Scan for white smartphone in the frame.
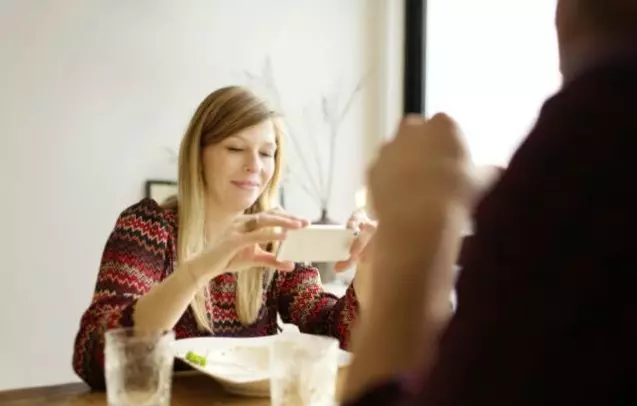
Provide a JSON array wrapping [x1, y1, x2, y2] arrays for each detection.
[[276, 224, 356, 263]]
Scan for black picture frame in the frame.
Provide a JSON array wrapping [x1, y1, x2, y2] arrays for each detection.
[[145, 180, 178, 204]]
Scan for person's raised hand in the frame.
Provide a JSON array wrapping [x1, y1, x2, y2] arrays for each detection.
[[187, 210, 309, 285], [367, 113, 473, 229]]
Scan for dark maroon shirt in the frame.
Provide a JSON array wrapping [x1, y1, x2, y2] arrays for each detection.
[[346, 48, 637, 405]]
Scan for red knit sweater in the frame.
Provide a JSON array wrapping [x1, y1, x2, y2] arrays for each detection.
[[72, 198, 359, 389]]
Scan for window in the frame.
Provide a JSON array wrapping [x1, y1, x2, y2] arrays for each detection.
[[406, 0, 561, 166]]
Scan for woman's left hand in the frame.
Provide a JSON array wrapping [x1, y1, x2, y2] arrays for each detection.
[[334, 208, 377, 272], [334, 208, 377, 308]]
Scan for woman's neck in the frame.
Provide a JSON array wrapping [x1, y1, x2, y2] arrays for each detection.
[[560, 34, 634, 85], [560, 39, 599, 84]]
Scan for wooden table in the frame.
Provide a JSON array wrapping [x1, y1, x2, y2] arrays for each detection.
[[0, 372, 272, 405]]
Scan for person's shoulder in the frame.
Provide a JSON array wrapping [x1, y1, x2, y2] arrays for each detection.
[[118, 197, 169, 220], [113, 198, 176, 242], [561, 50, 637, 105], [521, 51, 637, 159], [488, 51, 637, 210]]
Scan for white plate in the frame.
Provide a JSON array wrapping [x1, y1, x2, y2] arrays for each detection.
[[172, 334, 352, 397]]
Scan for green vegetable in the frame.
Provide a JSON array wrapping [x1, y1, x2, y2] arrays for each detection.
[[185, 350, 207, 366]]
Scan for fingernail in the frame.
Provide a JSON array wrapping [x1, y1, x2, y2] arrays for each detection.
[[431, 112, 449, 120], [403, 114, 423, 125]]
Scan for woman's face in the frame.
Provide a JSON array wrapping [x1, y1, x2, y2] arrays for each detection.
[[202, 119, 277, 213]]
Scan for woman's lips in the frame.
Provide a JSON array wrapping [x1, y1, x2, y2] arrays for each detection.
[[231, 180, 260, 190]]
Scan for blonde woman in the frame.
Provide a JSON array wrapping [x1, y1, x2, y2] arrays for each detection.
[[72, 86, 376, 389]]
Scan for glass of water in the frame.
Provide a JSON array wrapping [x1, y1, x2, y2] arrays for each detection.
[[104, 328, 175, 406], [270, 333, 340, 406]]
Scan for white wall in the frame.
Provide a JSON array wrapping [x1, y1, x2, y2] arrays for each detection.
[[368, 0, 404, 149], [0, 0, 391, 390], [426, 0, 561, 166]]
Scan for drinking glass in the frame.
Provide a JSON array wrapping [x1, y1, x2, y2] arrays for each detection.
[[104, 328, 175, 406], [270, 333, 340, 406]]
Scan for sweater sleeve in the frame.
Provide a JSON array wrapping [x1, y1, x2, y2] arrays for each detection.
[[72, 198, 171, 389], [276, 264, 359, 349]]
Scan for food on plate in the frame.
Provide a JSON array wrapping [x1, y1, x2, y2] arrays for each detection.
[[184, 346, 270, 372], [185, 350, 207, 366]]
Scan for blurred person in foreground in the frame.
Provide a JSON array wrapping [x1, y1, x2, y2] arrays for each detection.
[[344, 0, 637, 404]]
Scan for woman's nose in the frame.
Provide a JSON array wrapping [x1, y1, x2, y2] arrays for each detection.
[[243, 152, 261, 173]]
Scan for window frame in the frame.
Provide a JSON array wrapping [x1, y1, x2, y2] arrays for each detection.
[[403, 0, 427, 115]]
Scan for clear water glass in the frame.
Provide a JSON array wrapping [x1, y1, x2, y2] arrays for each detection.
[[104, 328, 175, 406], [270, 333, 340, 406]]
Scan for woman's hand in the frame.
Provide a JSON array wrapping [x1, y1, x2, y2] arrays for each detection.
[[132, 209, 309, 332], [334, 209, 377, 308], [334, 208, 377, 273], [187, 210, 309, 285]]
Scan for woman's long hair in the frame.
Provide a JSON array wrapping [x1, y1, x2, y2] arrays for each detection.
[[173, 86, 285, 330]]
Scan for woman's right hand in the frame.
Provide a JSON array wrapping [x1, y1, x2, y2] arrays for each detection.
[[185, 211, 308, 285]]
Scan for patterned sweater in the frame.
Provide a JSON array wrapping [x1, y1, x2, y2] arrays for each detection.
[[72, 198, 359, 389]]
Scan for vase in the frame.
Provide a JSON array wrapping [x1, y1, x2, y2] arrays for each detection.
[[312, 209, 338, 283], [313, 209, 337, 226]]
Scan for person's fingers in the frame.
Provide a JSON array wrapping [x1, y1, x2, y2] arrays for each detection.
[[360, 232, 376, 262], [237, 228, 288, 247], [425, 113, 470, 161], [334, 259, 355, 273], [250, 251, 296, 271], [349, 237, 365, 259], [273, 260, 296, 271], [242, 213, 305, 232], [349, 222, 375, 257], [346, 208, 368, 230], [399, 114, 425, 133], [346, 217, 357, 230], [268, 207, 310, 225], [335, 223, 376, 272]]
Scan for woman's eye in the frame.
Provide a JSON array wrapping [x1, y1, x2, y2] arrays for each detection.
[[227, 147, 243, 152], [260, 151, 274, 158]]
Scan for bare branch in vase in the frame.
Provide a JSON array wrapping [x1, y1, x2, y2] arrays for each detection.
[[336, 70, 370, 130], [244, 56, 370, 216], [287, 169, 323, 208], [251, 59, 325, 200], [303, 106, 327, 199]]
